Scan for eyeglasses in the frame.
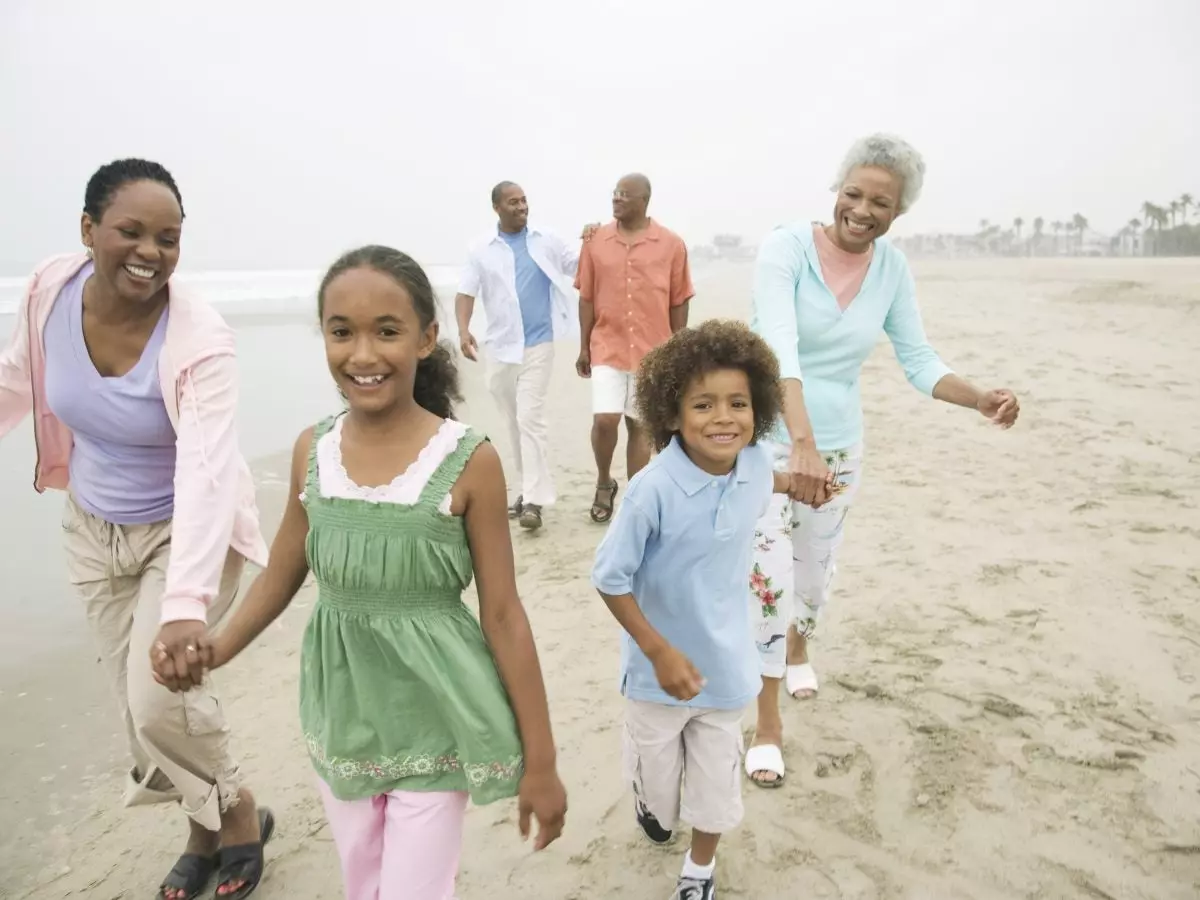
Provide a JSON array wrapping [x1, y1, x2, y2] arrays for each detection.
[[612, 190, 644, 200]]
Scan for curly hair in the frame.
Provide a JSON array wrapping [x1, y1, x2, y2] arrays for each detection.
[[84, 158, 185, 221], [635, 319, 783, 452], [317, 245, 462, 420]]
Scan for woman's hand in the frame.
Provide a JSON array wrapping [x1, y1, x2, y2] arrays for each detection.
[[977, 389, 1020, 428], [151, 629, 234, 692], [648, 644, 704, 701], [788, 440, 833, 508], [150, 620, 208, 692], [518, 769, 568, 850]]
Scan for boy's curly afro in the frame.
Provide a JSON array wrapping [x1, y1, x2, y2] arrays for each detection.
[[635, 319, 783, 452]]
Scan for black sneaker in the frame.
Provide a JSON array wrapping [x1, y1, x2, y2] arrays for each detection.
[[672, 875, 716, 899], [634, 796, 672, 845]]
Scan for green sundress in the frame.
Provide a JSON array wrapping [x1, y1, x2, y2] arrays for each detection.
[[298, 415, 523, 804]]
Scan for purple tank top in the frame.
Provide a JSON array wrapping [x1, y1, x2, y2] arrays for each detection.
[[43, 263, 177, 525]]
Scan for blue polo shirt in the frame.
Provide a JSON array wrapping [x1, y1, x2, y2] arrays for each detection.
[[591, 437, 772, 709]]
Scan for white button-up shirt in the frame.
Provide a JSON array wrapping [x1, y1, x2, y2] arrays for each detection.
[[457, 226, 580, 365]]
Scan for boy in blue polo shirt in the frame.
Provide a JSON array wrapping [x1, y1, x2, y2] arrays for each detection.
[[592, 320, 789, 900]]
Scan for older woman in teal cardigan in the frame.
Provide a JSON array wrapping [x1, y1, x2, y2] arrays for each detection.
[[743, 134, 1021, 787]]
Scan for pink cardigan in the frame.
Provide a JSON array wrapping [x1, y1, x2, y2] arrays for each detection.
[[0, 253, 269, 623]]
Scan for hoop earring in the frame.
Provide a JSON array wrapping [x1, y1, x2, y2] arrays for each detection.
[[85, 246, 94, 259]]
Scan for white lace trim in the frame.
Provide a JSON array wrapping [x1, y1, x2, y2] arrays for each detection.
[[307, 416, 467, 514]]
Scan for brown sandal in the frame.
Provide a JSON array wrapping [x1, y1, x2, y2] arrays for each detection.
[[589, 481, 619, 523]]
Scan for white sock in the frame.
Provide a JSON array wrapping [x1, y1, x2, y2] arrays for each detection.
[[681, 851, 715, 880]]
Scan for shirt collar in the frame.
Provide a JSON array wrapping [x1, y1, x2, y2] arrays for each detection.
[[489, 223, 542, 244], [604, 218, 662, 244], [661, 435, 750, 496]]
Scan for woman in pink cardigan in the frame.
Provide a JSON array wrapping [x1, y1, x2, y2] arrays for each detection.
[[0, 160, 273, 900]]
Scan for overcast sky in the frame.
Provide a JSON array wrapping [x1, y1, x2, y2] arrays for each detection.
[[2, 0, 1197, 273]]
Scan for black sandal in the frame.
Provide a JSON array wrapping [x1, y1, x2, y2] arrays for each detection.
[[157, 852, 219, 900], [589, 481, 619, 524], [214, 807, 275, 899], [508, 495, 523, 519]]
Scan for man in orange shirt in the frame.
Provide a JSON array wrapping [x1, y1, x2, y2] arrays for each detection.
[[575, 173, 694, 523]]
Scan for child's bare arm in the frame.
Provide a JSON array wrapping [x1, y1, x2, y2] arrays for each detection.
[[597, 589, 704, 701], [460, 442, 566, 849], [207, 429, 313, 666]]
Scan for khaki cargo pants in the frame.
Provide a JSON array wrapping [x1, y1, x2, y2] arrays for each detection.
[[62, 494, 244, 832]]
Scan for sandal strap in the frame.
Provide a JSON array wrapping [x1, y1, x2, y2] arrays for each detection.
[[215, 807, 275, 898], [161, 852, 218, 893]]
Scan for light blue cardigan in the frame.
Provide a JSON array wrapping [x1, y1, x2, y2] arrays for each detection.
[[749, 221, 953, 450]]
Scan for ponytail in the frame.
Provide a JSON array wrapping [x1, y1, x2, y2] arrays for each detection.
[[413, 341, 461, 420]]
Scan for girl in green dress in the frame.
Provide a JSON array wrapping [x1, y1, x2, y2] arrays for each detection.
[[163, 245, 567, 899]]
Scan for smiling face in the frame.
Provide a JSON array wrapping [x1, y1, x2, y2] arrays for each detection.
[[80, 180, 182, 303], [320, 265, 437, 417], [830, 165, 904, 252], [673, 367, 756, 475], [494, 184, 529, 233]]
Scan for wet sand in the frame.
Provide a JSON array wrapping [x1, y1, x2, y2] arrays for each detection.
[[3, 258, 1199, 899]]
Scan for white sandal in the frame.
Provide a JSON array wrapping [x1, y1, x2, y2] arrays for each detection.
[[786, 663, 819, 699], [744, 744, 786, 789]]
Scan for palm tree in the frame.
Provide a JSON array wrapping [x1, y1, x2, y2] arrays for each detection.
[[1170, 200, 1181, 228], [1071, 213, 1089, 254], [1032, 217, 1044, 255], [1051, 220, 1063, 254], [1142, 201, 1158, 228], [1179, 193, 1193, 223], [1013, 217, 1024, 242]]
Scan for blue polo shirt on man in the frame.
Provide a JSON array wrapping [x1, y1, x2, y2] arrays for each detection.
[[498, 228, 554, 347], [591, 436, 772, 709]]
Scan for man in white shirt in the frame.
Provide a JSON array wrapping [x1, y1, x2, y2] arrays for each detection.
[[455, 181, 584, 531]]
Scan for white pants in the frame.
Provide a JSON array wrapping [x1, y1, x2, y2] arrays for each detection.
[[749, 441, 864, 679], [486, 342, 555, 507]]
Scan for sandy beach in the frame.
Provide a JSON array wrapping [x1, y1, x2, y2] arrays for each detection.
[[3, 257, 1199, 899]]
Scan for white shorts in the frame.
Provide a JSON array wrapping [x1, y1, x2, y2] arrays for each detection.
[[591, 365, 639, 418]]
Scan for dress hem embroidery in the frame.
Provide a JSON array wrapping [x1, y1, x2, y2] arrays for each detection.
[[305, 733, 523, 788]]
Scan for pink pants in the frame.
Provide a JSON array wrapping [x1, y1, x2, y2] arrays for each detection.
[[316, 779, 468, 900]]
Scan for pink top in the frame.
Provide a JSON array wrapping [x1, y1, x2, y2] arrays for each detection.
[[812, 224, 873, 311], [0, 253, 269, 624]]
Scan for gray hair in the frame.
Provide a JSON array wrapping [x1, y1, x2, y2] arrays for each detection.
[[831, 133, 926, 213]]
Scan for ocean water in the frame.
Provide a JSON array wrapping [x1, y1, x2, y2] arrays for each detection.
[[0, 264, 466, 318]]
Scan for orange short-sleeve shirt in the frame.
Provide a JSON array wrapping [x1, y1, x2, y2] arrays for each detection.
[[574, 220, 694, 372]]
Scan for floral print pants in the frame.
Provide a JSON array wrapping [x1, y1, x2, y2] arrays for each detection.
[[749, 442, 864, 679]]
